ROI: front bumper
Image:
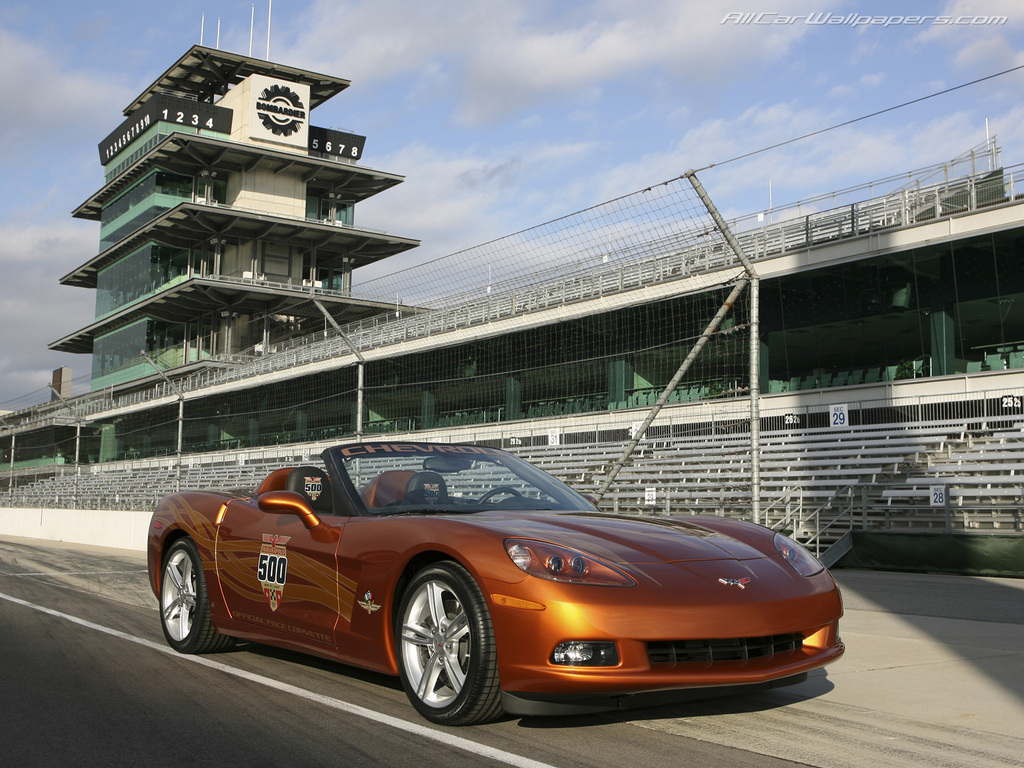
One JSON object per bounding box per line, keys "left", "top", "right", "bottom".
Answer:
{"left": 484, "top": 561, "right": 845, "bottom": 699}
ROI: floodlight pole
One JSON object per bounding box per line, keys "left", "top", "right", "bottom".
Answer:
{"left": 141, "top": 351, "right": 185, "bottom": 492}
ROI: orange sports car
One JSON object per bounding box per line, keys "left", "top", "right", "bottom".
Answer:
{"left": 147, "top": 441, "right": 844, "bottom": 725}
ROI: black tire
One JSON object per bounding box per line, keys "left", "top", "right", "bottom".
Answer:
{"left": 159, "top": 538, "right": 235, "bottom": 654}
{"left": 395, "top": 562, "right": 503, "bottom": 725}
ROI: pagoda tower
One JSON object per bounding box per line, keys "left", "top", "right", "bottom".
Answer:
{"left": 52, "top": 45, "right": 419, "bottom": 391}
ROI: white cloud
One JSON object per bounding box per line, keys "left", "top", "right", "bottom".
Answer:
{"left": 827, "top": 72, "right": 885, "bottom": 100}
{"left": 456, "top": 1, "right": 816, "bottom": 125}
{"left": 287, "top": 0, "right": 820, "bottom": 126}
{"left": 0, "top": 221, "right": 96, "bottom": 406}
{"left": 348, "top": 131, "right": 614, "bottom": 290}
{"left": 0, "top": 28, "right": 128, "bottom": 153}
{"left": 859, "top": 72, "right": 886, "bottom": 89}
{"left": 913, "top": 0, "right": 1024, "bottom": 75}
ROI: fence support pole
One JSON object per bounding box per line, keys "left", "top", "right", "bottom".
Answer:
{"left": 141, "top": 351, "right": 185, "bottom": 493}
{"left": 749, "top": 275, "right": 761, "bottom": 524}
{"left": 48, "top": 385, "right": 86, "bottom": 508}
{"left": 593, "top": 275, "right": 750, "bottom": 502}
{"left": 6, "top": 432, "right": 14, "bottom": 498}
{"left": 593, "top": 171, "right": 763, "bottom": 512}
{"left": 312, "top": 299, "right": 366, "bottom": 440}
{"left": 686, "top": 171, "right": 762, "bottom": 525}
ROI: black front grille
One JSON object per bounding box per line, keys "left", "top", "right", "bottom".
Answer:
{"left": 647, "top": 633, "right": 803, "bottom": 665}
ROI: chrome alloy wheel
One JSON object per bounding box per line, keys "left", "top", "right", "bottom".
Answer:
{"left": 399, "top": 578, "right": 471, "bottom": 708}
{"left": 161, "top": 547, "right": 198, "bottom": 642}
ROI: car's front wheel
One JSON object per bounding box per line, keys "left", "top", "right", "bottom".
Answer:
{"left": 396, "top": 561, "right": 503, "bottom": 725}
{"left": 160, "top": 537, "right": 235, "bottom": 654}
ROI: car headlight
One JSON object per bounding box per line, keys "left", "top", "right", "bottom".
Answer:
{"left": 505, "top": 539, "right": 636, "bottom": 586}
{"left": 774, "top": 532, "right": 824, "bottom": 577}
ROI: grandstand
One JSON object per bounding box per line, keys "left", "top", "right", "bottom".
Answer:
{"left": 8, "top": 392, "right": 1022, "bottom": 545}
{"left": 2, "top": 45, "right": 1024, "bottom": 570}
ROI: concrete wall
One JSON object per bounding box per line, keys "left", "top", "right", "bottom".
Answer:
{"left": 0, "top": 508, "right": 149, "bottom": 552}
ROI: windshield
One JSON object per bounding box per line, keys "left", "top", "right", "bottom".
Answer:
{"left": 324, "top": 442, "right": 597, "bottom": 515}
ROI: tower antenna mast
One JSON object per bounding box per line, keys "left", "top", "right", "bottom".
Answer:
{"left": 266, "top": 0, "right": 273, "bottom": 59}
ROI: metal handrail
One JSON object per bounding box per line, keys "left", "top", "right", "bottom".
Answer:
{"left": 770, "top": 483, "right": 860, "bottom": 559}
{"left": 762, "top": 485, "right": 801, "bottom": 529}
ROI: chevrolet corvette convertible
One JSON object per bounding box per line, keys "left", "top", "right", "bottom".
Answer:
{"left": 147, "top": 441, "right": 844, "bottom": 725}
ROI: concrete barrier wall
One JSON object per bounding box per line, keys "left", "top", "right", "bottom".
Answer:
{"left": 0, "top": 508, "right": 150, "bottom": 552}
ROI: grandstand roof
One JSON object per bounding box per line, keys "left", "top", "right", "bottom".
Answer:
{"left": 122, "top": 45, "right": 349, "bottom": 115}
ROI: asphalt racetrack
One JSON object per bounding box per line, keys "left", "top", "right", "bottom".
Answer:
{"left": 1, "top": 535, "right": 1022, "bottom": 768}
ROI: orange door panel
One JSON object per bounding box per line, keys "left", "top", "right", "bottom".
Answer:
{"left": 215, "top": 502, "right": 345, "bottom": 648}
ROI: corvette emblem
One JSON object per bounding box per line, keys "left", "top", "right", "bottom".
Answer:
{"left": 718, "top": 577, "right": 751, "bottom": 589}
{"left": 258, "top": 534, "right": 291, "bottom": 611}
{"left": 357, "top": 590, "right": 381, "bottom": 614}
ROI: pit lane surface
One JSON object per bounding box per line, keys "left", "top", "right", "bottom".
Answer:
{"left": 2, "top": 536, "right": 1022, "bottom": 768}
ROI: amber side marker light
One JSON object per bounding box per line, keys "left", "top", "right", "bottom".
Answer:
{"left": 492, "top": 594, "right": 546, "bottom": 611}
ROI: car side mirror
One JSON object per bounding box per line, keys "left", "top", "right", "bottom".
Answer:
{"left": 257, "top": 490, "right": 321, "bottom": 529}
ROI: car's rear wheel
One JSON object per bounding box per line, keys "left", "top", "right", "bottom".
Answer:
{"left": 396, "top": 562, "right": 503, "bottom": 725}
{"left": 160, "top": 537, "right": 235, "bottom": 654}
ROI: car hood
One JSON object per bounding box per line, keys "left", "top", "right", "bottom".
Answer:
{"left": 467, "top": 511, "right": 768, "bottom": 565}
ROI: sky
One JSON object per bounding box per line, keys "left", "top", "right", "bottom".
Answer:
{"left": 1, "top": 0, "right": 1023, "bottom": 409}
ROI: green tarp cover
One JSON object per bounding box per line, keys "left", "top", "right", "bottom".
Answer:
{"left": 838, "top": 532, "right": 1024, "bottom": 578}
